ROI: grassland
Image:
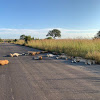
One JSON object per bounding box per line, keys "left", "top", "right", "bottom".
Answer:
{"left": 14, "top": 39, "right": 100, "bottom": 63}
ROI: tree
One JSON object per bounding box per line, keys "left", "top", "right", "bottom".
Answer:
{"left": 20, "top": 34, "right": 26, "bottom": 40}
{"left": 94, "top": 31, "right": 100, "bottom": 39}
{"left": 0, "top": 38, "right": 3, "bottom": 42}
{"left": 13, "top": 39, "right": 18, "bottom": 42}
{"left": 24, "top": 35, "right": 32, "bottom": 43}
{"left": 46, "top": 29, "right": 61, "bottom": 39}
{"left": 7, "top": 40, "right": 11, "bottom": 43}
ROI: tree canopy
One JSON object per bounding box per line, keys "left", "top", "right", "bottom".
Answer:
{"left": 24, "top": 35, "right": 32, "bottom": 43}
{"left": 94, "top": 31, "right": 100, "bottom": 39}
{"left": 20, "top": 34, "right": 26, "bottom": 40}
{"left": 46, "top": 29, "right": 61, "bottom": 39}
{"left": 20, "top": 34, "right": 34, "bottom": 43}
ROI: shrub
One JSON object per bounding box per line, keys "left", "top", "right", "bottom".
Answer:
{"left": 46, "top": 37, "right": 52, "bottom": 39}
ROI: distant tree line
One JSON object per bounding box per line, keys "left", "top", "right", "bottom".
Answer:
{"left": 20, "top": 29, "right": 61, "bottom": 43}
{"left": 0, "top": 29, "right": 61, "bottom": 43}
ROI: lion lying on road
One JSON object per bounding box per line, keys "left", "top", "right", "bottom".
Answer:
{"left": 0, "top": 60, "right": 9, "bottom": 66}
{"left": 33, "top": 56, "right": 42, "bottom": 60}
{"left": 10, "top": 53, "right": 21, "bottom": 57}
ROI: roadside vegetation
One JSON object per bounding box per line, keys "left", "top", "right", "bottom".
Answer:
{"left": 0, "top": 38, "right": 3, "bottom": 42}
{"left": 14, "top": 39, "right": 100, "bottom": 63}
{"left": 6, "top": 29, "right": 100, "bottom": 63}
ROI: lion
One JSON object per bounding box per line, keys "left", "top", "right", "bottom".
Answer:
{"left": 0, "top": 60, "right": 9, "bottom": 66}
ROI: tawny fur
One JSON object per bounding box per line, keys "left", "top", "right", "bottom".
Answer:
{"left": 85, "top": 60, "right": 95, "bottom": 65}
{"left": 47, "top": 54, "right": 55, "bottom": 57}
{"left": 10, "top": 53, "right": 21, "bottom": 57}
{"left": 52, "top": 52, "right": 58, "bottom": 55}
{"left": 39, "top": 56, "right": 42, "bottom": 60}
{"left": 0, "top": 60, "right": 9, "bottom": 66}
{"left": 28, "top": 51, "right": 36, "bottom": 56}
{"left": 10, "top": 53, "right": 13, "bottom": 57}
{"left": 71, "top": 57, "right": 82, "bottom": 63}
{"left": 33, "top": 56, "right": 42, "bottom": 60}
{"left": 56, "top": 55, "right": 67, "bottom": 60}
{"left": 13, "top": 53, "right": 20, "bottom": 57}
{"left": 41, "top": 51, "right": 48, "bottom": 53}
{"left": 30, "top": 52, "right": 36, "bottom": 56}
{"left": 36, "top": 52, "right": 41, "bottom": 54}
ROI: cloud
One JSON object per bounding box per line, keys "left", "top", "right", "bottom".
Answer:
{"left": 0, "top": 28, "right": 98, "bottom": 39}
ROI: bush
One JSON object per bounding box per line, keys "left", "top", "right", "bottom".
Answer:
{"left": 0, "top": 38, "right": 3, "bottom": 42}
{"left": 24, "top": 36, "right": 32, "bottom": 43}
{"left": 13, "top": 39, "right": 18, "bottom": 42}
{"left": 8, "top": 40, "right": 12, "bottom": 43}
{"left": 46, "top": 37, "right": 52, "bottom": 39}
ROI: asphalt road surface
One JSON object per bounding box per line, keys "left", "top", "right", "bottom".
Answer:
{"left": 0, "top": 43, "right": 100, "bottom": 100}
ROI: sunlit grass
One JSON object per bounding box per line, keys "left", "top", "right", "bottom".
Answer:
{"left": 15, "top": 39, "right": 100, "bottom": 63}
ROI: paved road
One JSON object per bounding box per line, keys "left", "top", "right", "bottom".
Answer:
{"left": 0, "top": 43, "right": 100, "bottom": 100}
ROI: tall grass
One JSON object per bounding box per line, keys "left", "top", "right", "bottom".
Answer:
{"left": 15, "top": 39, "right": 100, "bottom": 63}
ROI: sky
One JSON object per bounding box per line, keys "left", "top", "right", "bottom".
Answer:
{"left": 0, "top": 0, "right": 100, "bottom": 39}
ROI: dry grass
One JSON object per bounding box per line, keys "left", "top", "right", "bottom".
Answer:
{"left": 15, "top": 39, "right": 100, "bottom": 63}
{"left": 86, "top": 52, "right": 100, "bottom": 63}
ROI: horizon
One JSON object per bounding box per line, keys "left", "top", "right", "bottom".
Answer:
{"left": 0, "top": 28, "right": 98, "bottom": 39}
{"left": 0, "top": 0, "right": 100, "bottom": 39}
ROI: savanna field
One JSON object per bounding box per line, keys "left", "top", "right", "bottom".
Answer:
{"left": 14, "top": 39, "right": 100, "bottom": 63}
